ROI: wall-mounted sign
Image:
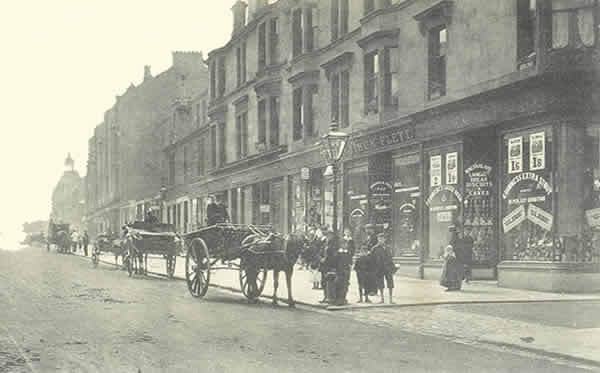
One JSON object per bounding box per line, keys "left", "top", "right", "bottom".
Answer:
{"left": 529, "top": 132, "right": 545, "bottom": 171}
{"left": 437, "top": 211, "right": 452, "bottom": 222}
{"left": 508, "top": 137, "right": 523, "bottom": 174}
{"left": 430, "top": 155, "right": 442, "bottom": 187}
{"left": 503, "top": 205, "right": 525, "bottom": 233}
{"left": 260, "top": 204, "right": 270, "bottom": 213}
{"left": 350, "top": 124, "right": 416, "bottom": 155}
{"left": 527, "top": 204, "right": 553, "bottom": 231}
{"left": 446, "top": 152, "right": 458, "bottom": 185}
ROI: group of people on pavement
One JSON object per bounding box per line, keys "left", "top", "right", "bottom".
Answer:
{"left": 354, "top": 224, "right": 397, "bottom": 304}
{"left": 440, "top": 225, "right": 474, "bottom": 291}
{"left": 300, "top": 223, "right": 397, "bottom": 306}
{"left": 69, "top": 229, "right": 90, "bottom": 256}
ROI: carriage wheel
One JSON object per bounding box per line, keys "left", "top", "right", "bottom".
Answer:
{"left": 186, "top": 238, "right": 210, "bottom": 298}
{"left": 239, "top": 266, "right": 267, "bottom": 301}
{"left": 165, "top": 255, "right": 176, "bottom": 279}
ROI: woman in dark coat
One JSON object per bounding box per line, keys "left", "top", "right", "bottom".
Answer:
{"left": 440, "top": 245, "right": 463, "bottom": 291}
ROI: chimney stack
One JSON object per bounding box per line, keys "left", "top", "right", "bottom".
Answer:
{"left": 248, "top": 0, "right": 268, "bottom": 20}
{"left": 143, "top": 65, "right": 152, "bottom": 81}
{"left": 231, "top": 0, "right": 248, "bottom": 35}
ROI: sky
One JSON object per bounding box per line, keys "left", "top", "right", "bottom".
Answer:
{"left": 0, "top": 1, "right": 236, "bottom": 245}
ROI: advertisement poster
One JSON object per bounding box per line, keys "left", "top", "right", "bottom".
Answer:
{"left": 527, "top": 204, "right": 553, "bottom": 231}
{"left": 446, "top": 152, "right": 458, "bottom": 185}
{"left": 530, "top": 132, "right": 545, "bottom": 171}
{"left": 502, "top": 205, "right": 525, "bottom": 233}
{"left": 430, "top": 155, "right": 442, "bottom": 187}
{"left": 508, "top": 137, "right": 523, "bottom": 174}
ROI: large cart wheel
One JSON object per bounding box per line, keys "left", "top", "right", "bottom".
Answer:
{"left": 239, "top": 234, "right": 268, "bottom": 301}
{"left": 165, "top": 254, "right": 176, "bottom": 279}
{"left": 186, "top": 238, "right": 210, "bottom": 298}
{"left": 239, "top": 266, "right": 267, "bottom": 301}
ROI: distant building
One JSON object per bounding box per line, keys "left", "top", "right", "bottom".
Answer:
{"left": 85, "top": 53, "right": 208, "bottom": 236}
{"left": 51, "top": 153, "right": 84, "bottom": 231}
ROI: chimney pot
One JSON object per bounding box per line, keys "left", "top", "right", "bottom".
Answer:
{"left": 143, "top": 65, "right": 152, "bottom": 81}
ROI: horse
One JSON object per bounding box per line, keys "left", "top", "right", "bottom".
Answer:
{"left": 250, "top": 232, "right": 307, "bottom": 308}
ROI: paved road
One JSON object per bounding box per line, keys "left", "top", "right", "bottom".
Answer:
{"left": 0, "top": 247, "right": 594, "bottom": 372}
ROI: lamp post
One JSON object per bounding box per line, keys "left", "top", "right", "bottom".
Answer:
{"left": 319, "top": 123, "right": 350, "bottom": 235}
{"left": 159, "top": 186, "right": 167, "bottom": 223}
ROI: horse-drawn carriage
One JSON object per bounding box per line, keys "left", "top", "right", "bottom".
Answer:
{"left": 91, "top": 233, "right": 126, "bottom": 268}
{"left": 183, "top": 223, "right": 304, "bottom": 305}
{"left": 123, "top": 221, "right": 182, "bottom": 278}
{"left": 46, "top": 222, "right": 71, "bottom": 254}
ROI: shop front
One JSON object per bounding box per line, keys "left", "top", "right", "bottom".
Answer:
{"left": 498, "top": 120, "right": 600, "bottom": 292}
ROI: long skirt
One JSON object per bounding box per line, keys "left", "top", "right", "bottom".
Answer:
{"left": 440, "top": 257, "right": 463, "bottom": 290}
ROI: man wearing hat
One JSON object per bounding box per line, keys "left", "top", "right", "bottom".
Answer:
{"left": 372, "top": 232, "right": 396, "bottom": 304}
{"left": 206, "top": 195, "right": 230, "bottom": 226}
{"left": 355, "top": 224, "right": 378, "bottom": 302}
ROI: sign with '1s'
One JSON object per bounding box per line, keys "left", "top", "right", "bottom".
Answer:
{"left": 508, "top": 137, "right": 522, "bottom": 174}
{"left": 529, "top": 132, "right": 545, "bottom": 171}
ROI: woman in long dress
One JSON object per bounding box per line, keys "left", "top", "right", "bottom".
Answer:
{"left": 440, "top": 245, "right": 463, "bottom": 291}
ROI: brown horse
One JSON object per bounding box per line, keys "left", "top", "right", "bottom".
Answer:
{"left": 260, "top": 232, "right": 307, "bottom": 308}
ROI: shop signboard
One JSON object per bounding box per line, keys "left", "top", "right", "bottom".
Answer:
{"left": 529, "top": 132, "right": 545, "bottom": 171}
{"left": 350, "top": 124, "right": 416, "bottom": 156}
{"left": 502, "top": 205, "right": 525, "bottom": 233}
{"left": 446, "top": 152, "right": 458, "bottom": 185}
{"left": 430, "top": 155, "right": 442, "bottom": 187}
{"left": 527, "top": 204, "right": 553, "bottom": 231}
{"left": 508, "top": 137, "right": 523, "bottom": 174}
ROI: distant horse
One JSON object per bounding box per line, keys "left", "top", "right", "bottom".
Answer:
{"left": 55, "top": 230, "right": 70, "bottom": 254}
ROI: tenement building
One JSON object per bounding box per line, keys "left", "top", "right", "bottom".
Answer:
{"left": 85, "top": 52, "right": 208, "bottom": 237}
{"left": 163, "top": 0, "right": 600, "bottom": 292}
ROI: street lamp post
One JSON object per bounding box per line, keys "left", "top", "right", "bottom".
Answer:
{"left": 320, "top": 123, "right": 350, "bottom": 235}
{"left": 159, "top": 186, "right": 167, "bottom": 223}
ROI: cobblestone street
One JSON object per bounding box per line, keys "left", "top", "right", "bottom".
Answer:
{"left": 1, "top": 246, "right": 597, "bottom": 372}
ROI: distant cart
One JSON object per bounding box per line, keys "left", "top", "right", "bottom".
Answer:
{"left": 46, "top": 222, "right": 70, "bottom": 254}
{"left": 91, "top": 233, "right": 126, "bottom": 268}
{"left": 123, "top": 221, "right": 182, "bottom": 278}
{"left": 183, "top": 223, "right": 282, "bottom": 301}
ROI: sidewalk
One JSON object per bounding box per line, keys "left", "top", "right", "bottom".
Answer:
{"left": 97, "top": 252, "right": 600, "bottom": 309}
{"left": 91, "top": 252, "right": 600, "bottom": 366}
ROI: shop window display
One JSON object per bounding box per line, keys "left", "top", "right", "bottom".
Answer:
{"left": 501, "top": 127, "right": 557, "bottom": 261}
{"left": 392, "top": 154, "right": 421, "bottom": 257}
{"left": 580, "top": 127, "right": 600, "bottom": 263}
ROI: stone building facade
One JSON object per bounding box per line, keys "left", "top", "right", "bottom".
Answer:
{"left": 160, "top": 0, "right": 600, "bottom": 292}
{"left": 85, "top": 52, "right": 208, "bottom": 237}
{"left": 51, "top": 154, "right": 85, "bottom": 231}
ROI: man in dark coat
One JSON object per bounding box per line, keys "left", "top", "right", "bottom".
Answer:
{"left": 207, "top": 195, "right": 230, "bottom": 226}
{"left": 372, "top": 232, "right": 396, "bottom": 304}
{"left": 82, "top": 231, "right": 89, "bottom": 256}
{"left": 462, "top": 228, "right": 474, "bottom": 283}
{"left": 334, "top": 228, "right": 355, "bottom": 306}
{"left": 355, "top": 224, "right": 378, "bottom": 302}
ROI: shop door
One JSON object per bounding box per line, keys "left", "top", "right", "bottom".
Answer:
{"left": 369, "top": 153, "right": 393, "bottom": 232}
{"left": 426, "top": 147, "right": 462, "bottom": 259}
{"left": 392, "top": 154, "right": 421, "bottom": 257}
{"left": 345, "top": 163, "right": 369, "bottom": 245}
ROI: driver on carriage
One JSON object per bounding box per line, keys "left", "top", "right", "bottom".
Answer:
{"left": 206, "top": 194, "right": 230, "bottom": 226}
